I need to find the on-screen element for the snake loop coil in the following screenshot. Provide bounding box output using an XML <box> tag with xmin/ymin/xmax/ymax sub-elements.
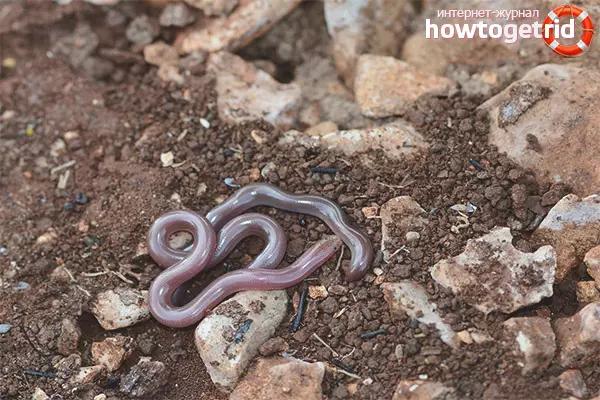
<box><xmin>147</xmin><ymin>183</ymin><xmax>373</xmax><ymax>328</ymax></box>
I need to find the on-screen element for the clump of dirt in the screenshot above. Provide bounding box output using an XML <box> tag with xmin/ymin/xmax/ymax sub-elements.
<box><xmin>0</xmin><ymin>2</ymin><xmax>591</xmax><ymax>400</ymax></box>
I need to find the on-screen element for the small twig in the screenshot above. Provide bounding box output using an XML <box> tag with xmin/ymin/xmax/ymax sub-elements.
<box><xmin>312</xmin><ymin>333</ymin><xmax>340</xmax><ymax>358</ymax></box>
<box><xmin>76</xmin><ymin>285</ymin><xmax>91</xmax><ymax>297</ymax></box>
<box><xmin>333</xmin><ymin>306</ymin><xmax>347</xmax><ymax>319</ymax></box>
<box><xmin>62</xmin><ymin>266</ymin><xmax>76</xmax><ymax>282</ymax></box>
<box><xmin>110</xmin><ymin>269</ymin><xmax>135</xmax><ymax>285</ymax></box>
<box><xmin>50</xmin><ymin>160</ymin><xmax>76</xmax><ymax>176</ymax></box>
<box><xmin>177</xmin><ymin>130</ymin><xmax>188</xmax><ymax>141</ymax></box>
<box><xmin>327</xmin><ymin>365</ymin><xmax>362</xmax><ymax>380</ymax></box>
<box><xmin>21</xmin><ymin>372</ymin><xmax>31</xmax><ymax>390</ymax></box>
<box><xmin>376</xmin><ymin>180</ymin><xmax>413</xmax><ymax>190</ymax></box>
<box><xmin>387</xmin><ymin>248</ymin><xmax>402</xmax><ymax>260</ymax></box>
<box><xmin>57</xmin><ymin>170</ymin><xmax>70</xmax><ymax>190</ymax></box>
<box><xmin>335</xmin><ymin>246</ymin><xmax>345</xmax><ymax>271</ymax></box>
<box><xmin>81</xmin><ymin>271</ymin><xmax>108</xmax><ymax>277</ymax></box>
<box><xmin>341</xmin><ymin>347</ymin><xmax>355</xmax><ymax>360</ymax></box>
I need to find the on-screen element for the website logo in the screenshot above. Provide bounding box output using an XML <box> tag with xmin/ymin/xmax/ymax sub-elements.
<box><xmin>426</xmin><ymin>4</ymin><xmax>594</xmax><ymax>57</ymax></box>
<box><xmin>543</xmin><ymin>5</ymin><xmax>594</xmax><ymax>57</ymax></box>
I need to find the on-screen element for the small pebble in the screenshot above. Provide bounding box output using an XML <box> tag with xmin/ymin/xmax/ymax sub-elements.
<box><xmin>15</xmin><ymin>282</ymin><xmax>30</xmax><ymax>291</ymax></box>
<box><xmin>200</xmin><ymin>118</ymin><xmax>211</xmax><ymax>129</ymax></box>
<box><xmin>63</xmin><ymin>202</ymin><xmax>75</xmax><ymax>211</ymax></box>
<box><xmin>0</xmin><ymin>324</ymin><xmax>12</xmax><ymax>334</ymax></box>
<box><xmin>405</xmin><ymin>231</ymin><xmax>420</xmax><ymax>244</ymax></box>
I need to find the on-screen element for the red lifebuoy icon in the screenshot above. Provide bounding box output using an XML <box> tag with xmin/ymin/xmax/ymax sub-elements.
<box><xmin>543</xmin><ymin>5</ymin><xmax>594</xmax><ymax>57</ymax></box>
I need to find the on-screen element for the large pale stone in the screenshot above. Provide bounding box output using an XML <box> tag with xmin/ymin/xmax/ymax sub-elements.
<box><xmin>184</xmin><ymin>0</ymin><xmax>237</xmax><ymax>16</ymax></box>
<box><xmin>585</xmin><ymin>245</ymin><xmax>600</xmax><ymax>287</ymax></box>
<box><xmin>91</xmin><ymin>288</ymin><xmax>150</xmax><ymax>330</ymax></box>
<box><xmin>559</xmin><ymin>369</ymin><xmax>589</xmax><ymax>399</ymax></box>
<box><xmin>533</xmin><ymin>194</ymin><xmax>600</xmax><ymax>282</ymax></box>
<box><xmin>502</xmin><ymin>317</ymin><xmax>556</xmax><ymax>374</ymax></box>
<box><xmin>382</xmin><ymin>281</ymin><xmax>459</xmax><ymax>348</ymax></box>
<box><xmin>279</xmin><ymin>121</ymin><xmax>427</xmax><ymax>161</ymax></box>
<box><xmin>554</xmin><ymin>301</ymin><xmax>600</xmax><ymax>368</ymax></box>
<box><xmin>431</xmin><ymin>227</ymin><xmax>556</xmax><ymax>314</ymax></box>
<box><xmin>480</xmin><ymin>64</ymin><xmax>600</xmax><ymax>196</ymax></box>
<box><xmin>324</xmin><ymin>0</ymin><xmax>409</xmax><ymax>87</ymax></box>
<box><xmin>229</xmin><ymin>357</ymin><xmax>325</xmax><ymax>400</ymax></box>
<box><xmin>208</xmin><ymin>52</ymin><xmax>301</xmax><ymax>128</ymax></box>
<box><xmin>176</xmin><ymin>0</ymin><xmax>302</xmax><ymax>53</ymax></box>
<box><xmin>194</xmin><ymin>290</ymin><xmax>288</xmax><ymax>389</ymax></box>
<box><xmin>91</xmin><ymin>336</ymin><xmax>134</xmax><ymax>372</ymax></box>
<box><xmin>354</xmin><ymin>54</ymin><xmax>455</xmax><ymax>118</ymax></box>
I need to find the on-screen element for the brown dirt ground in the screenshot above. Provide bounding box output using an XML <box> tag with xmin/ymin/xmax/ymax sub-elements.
<box><xmin>1</xmin><ymin>1</ymin><xmax>598</xmax><ymax>400</ymax></box>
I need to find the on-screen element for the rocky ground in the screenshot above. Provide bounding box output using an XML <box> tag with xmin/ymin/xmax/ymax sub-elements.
<box><xmin>1</xmin><ymin>0</ymin><xmax>600</xmax><ymax>399</ymax></box>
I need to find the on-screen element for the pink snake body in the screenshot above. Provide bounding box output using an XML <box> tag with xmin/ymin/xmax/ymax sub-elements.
<box><xmin>147</xmin><ymin>183</ymin><xmax>373</xmax><ymax>328</ymax></box>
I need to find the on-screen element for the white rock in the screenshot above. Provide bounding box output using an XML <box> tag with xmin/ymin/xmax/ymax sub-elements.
<box><xmin>431</xmin><ymin>227</ymin><xmax>556</xmax><ymax>314</ymax></box>
<box><xmin>208</xmin><ymin>52</ymin><xmax>301</xmax><ymax>128</ymax></box>
<box><xmin>305</xmin><ymin>121</ymin><xmax>338</xmax><ymax>137</ymax></box>
<box><xmin>32</xmin><ymin>388</ymin><xmax>50</xmax><ymax>400</ymax></box>
<box><xmin>503</xmin><ymin>317</ymin><xmax>556</xmax><ymax>374</ymax></box>
<box><xmin>36</xmin><ymin>230</ymin><xmax>58</xmax><ymax>245</ymax></box>
<box><xmin>159</xmin><ymin>3</ymin><xmax>195</xmax><ymax>27</ymax></box>
<box><xmin>176</xmin><ymin>0</ymin><xmax>302</xmax><ymax>53</ymax></box>
<box><xmin>380</xmin><ymin>196</ymin><xmax>428</xmax><ymax>262</ymax></box>
<box><xmin>280</xmin><ymin>121</ymin><xmax>427</xmax><ymax>162</ymax></box>
<box><xmin>194</xmin><ymin>290</ymin><xmax>288</xmax><ymax>389</ymax></box>
<box><xmin>479</xmin><ymin>64</ymin><xmax>600</xmax><ymax>196</ymax></box>
<box><xmin>559</xmin><ymin>369</ymin><xmax>589</xmax><ymax>399</ymax></box>
<box><xmin>382</xmin><ymin>281</ymin><xmax>459</xmax><ymax>348</ymax></box>
<box><xmin>585</xmin><ymin>245</ymin><xmax>600</xmax><ymax>289</ymax></box>
<box><xmin>70</xmin><ymin>365</ymin><xmax>104</xmax><ymax>385</ymax></box>
<box><xmin>469</xmin><ymin>330</ymin><xmax>494</xmax><ymax>345</ymax></box>
<box><xmin>158</xmin><ymin>64</ymin><xmax>184</xmax><ymax>85</ymax></box>
<box><xmin>91</xmin><ymin>288</ymin><xmax>150</xmax><ymax>330</ymax></box>
<box><xmin>392</xmin><ymin>380</ymin><xmax>457</xmax><ymax>400</ymax></box>
<box><xmin>91</xmin><ymin>335</ymin><xmax>134</xmax><ymax>372</ymax></box>
<box><xmin>533</xmin><ymin>194</ymin><xmax>600</xmax><ymax>282</ymax></box>
<box><xmin>143</xmin><ymin>41</ymin><xmax>179</xmax><ymax>67</ymax></box>
<box><xmin>324</xmin><ymin>0</ymin><xmax>409</xmax><ymax>87</ymax></box>
<box><xmin>354</xmin><ymin>54</ymin><xmax>455</xmax><ymax>118</ymax></box>
<box><xmin>229</xmin><ymin>357</ymin><xmax>325</xmax><ymax>400</ymax></box>
<box><xmin>184</xmin><ymin>0</ymin><xmax>237</xmax><ymax>16</ymax></box>
<box><xmin>554</xmin><ymin>301</ymin><xmax>600</xmax><ymax>368</ymax></box>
